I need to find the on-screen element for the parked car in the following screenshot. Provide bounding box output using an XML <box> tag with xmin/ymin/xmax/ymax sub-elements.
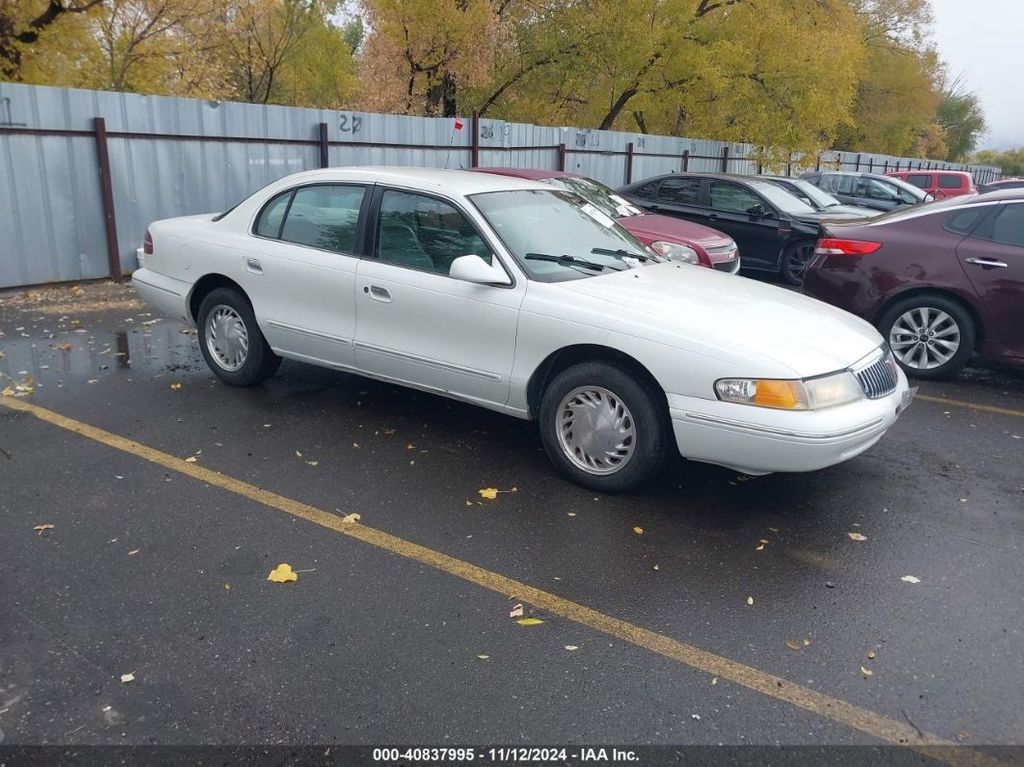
<box><xmin>618</xmin><ymin>172</ymin><xmax>860</xmax><ymax>284</ymax></box>
<box><xmin>471</xmin><ymin>167</ymin><xmax>739</xmax><ymax>272</ymax></box>
<box><xmin>978</xmin><ymin>178</ymin><xmax>1024</xmax><ymax>194</ymax></box>
<box><xmin>132</xmin><ymin>167</ymin><xmax>910</xmax><ymax>491</ymax></box>
<box><xmin>801</xmin><ymin>171</ymin><xmax>932</xmax><ymax>211</ymax></box>
<box><xmin>760</xmin><ymin>175</ymin><xmax>879</xmax><ymax>218</ymax></box>
<box><xmin>885</xmin><ymin>170</ymin><xmax>975</xmax><ymax>199</ymax></box>
<box><xmin>803</xmin><ymin>189</ymin><xmax>1024</xmax><ymax>379</ymax></box>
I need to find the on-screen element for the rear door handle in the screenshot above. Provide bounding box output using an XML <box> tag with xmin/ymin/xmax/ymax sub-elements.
<box><xmin>965</xmin><ymin>257</ymin><xmax>1008</xmax><ymax>269</ymax></box>
<box><xmin>246</xmin><ymin>258</ymin><xmax>263</xmax><ymax>274</ymax></box>
<box><xmin>364</xmin><ymin>285</ymin><xmax>392</xmax><ymax>302</ymax></box>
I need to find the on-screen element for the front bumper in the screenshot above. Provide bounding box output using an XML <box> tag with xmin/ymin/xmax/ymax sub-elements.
<box><xmin>668</xmin><ymin>369</ymin><xmax>911</xmax><ymax>475</ymax></box>
<box><xmin>131</xmin><ymin>267</ymin><xmax>193</xmax><ymax>325</ymax></box>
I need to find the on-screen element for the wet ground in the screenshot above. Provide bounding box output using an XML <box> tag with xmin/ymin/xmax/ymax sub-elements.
<box><xmin>1</xmin><ymin>282</ymin><xmax>1022</xmax><ymax>756</ymax></box>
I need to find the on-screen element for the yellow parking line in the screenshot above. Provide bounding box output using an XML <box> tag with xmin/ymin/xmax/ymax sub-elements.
<box><xmin>917</xmin><ymin>394</ymin><xmax>1024</xmax><ymax>418</ymax></box>
<box><xmin>0</xmin><ymin>397</ymin><xmax>997</xmax><ymax>766</ymax></box>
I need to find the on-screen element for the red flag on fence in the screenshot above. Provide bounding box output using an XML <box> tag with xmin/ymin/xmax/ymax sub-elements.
<box><xmin>454</xmin><ymin>117</ymin><xmax>464</xmax><ymax>131</ymax></box>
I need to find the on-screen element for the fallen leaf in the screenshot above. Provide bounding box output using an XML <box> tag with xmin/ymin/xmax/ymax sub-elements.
<box><xmin>867</xmin><ymin>650</ymin><xmax>876</xmax><ymax>659</ymax></box>
<box><xmin>184</xmin><ymin>456</ymin><xmax>197</xmax><ymax>463</ymax></box>
<box><xmin>57</xmin><ymin>342</ymin><xmax>72</xmax><ymax>353</ymax></box>
<box><xmin>382</xmin><ymin>428</ymin><xmax>396</xmax><ymax>436</ymax></box>
<box><xmin>170</xmin><ymin>382</ymin><xmax>182</xmax><ymax>391</ymax></box>
<box><xmin>120</xmin><ymin>672</ymin><xmax>135</xmax><ymax>683</ymax></box>
<box><xmin>224</xmin><ymin>583</ymin><xmax>231</xmax><ymax>591</ymax></box>
<box><xmin>516</xmin><ymin>617</ymin><xmax>544</xmax><ymax>626</ymax></box>
<box><xmin>633</xmin><ymin>526</ymin><xmax>644</xmax><ymax>535</ymax></box>
<box><xmin>746</xmin><ymin>596</ymin><xmax>754</xmax><ymax>606</ymax></box>
<box><xmin>267</xmin><ymin>563</ymin><xmax>298</xmax><ymax>583</ymax></box>
<box><xmin>476</xmin><ymin>654</ymin><xmax>489</xmax><ymax>660</ymax></box>
<box><xmin>900</xmin><ymin>575</ymin><xmax>921</xmax><ymax>584</ymax></box>
<box><xmin>755</xmin><ymin>544</ymin><xmax>765</xmax><ymax>551</ymax></box>
<box><xmin>803</xmin><ymin>639</ymin><xmax>811</xmax><ymax>646</ymax></box>
<box><xmin>33</xmin><ymin>524</ymin><xmax>54</xmax><ymax>534</ymax></box>
<box><xmin>786</xmin><ymin>640</ymin><xmax>802</xmax><ymax>651</ymax></box>
<box><xmin>860</xmin><ymin>666</ymin><xmax>873</xmax><ymax>677</ymax></box>
<box><xmin>479</xmin><ymin>487</ymin><xmax>499</xmax><ymax>500</ymax></box>
<box><xmin>352</xmin><ymin>443</ymin><xmax>359</xmax><ymax>449</ymax></box>
<box><xmin>509</xmin><ymin>604</ymin><xmax>524</xmax><ymax>618</ymax></box>
<box><xmin>406</xmin><ymin>443</ymin><xmax>416</xmax><ymax>450</ymax></box>
<box><xmin>564</xmin><ymin>645</ymin><xmax>578</xmax><ymax>651</ymax></box>
<box><xmin>295</xmin><ymin>450</ymin><xmax>303</xmax><ymax>458</ymax></box>
<box><xmin>652</xmin><ymin>564</ymin><xmax>660</xmax><ymax>571</ymax></box>
<box><xmin>306</xmin><ymin>461</ymin><xmax>319</xmax><ymax>466</ymax></box>
<box><xmin>768</xmin><ymin>527</ymin><xmax>780</xmax><ymax>533</ymax></box>
<box><xmin>567</xmin><ymin>512</ymin><xmax>577</xmax><ymax>517</ymax></box>
<box><xmin>341</xmin><ymin>513</ymin><xmax>361</xmax><ymax>523</ymax></box>
<box><xmin>87</xmin><ymin>379</ymin><xmax>98</xmax><ymax>384</ymax></box>
<box><xmin>847</xmin><ymin>532</ymin><xmax>868</xmax><ymax>542</ymax></box>
<box><xmin>691</xmin><ymin>714</ymin><xmax>701</xmax><ymax>721</ymax></box>
<box><xmin>711</xmin><ymin>677</ymin><xmax>718</xmax><ymax>685</ymax></box>
<box><xmin>127</xmin><ymin>549</ymin><xmax>140</xmax><ymax>556</ymax></box>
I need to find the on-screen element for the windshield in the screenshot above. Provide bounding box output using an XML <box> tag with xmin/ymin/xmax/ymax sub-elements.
<box><xmin>543</xmin><ymin>176</ymin><xmax>644</xmax><ymax>218</ymax></box>
<box><xmin>786</xmin><ymin>179</ymin><xmax>842</xmax><ymax>209</ymax></box>
<box><xmin>746</xmin><ymin>180</ymin><xmax>817</xmax><ymax>215</ymax></box>
<box><xmin>471</xmin><ymin>189</ymin><xmax>659</xmax><ymax>282</ymax></box>
<box><xmin>880</xmin><ymin>175</ymin><xmax>929</xmax><ymax>203</ymax></box>
<box><xmin>852</xmin><ymin>192</ymin><xmax>975</xmax><ymax>224</ymax></box>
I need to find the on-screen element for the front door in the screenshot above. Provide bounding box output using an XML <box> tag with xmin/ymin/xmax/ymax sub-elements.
<box><xmin>956</xmin><ymin>201</ymin><xmax>1024</xmax><ymax>355</ymax></box>
<box><xmin>353</xmin><ymin>188</ymin><xmax>523</xmax><ymax>408</ymax></box>
<box><xmin>705</xmin><ymin>179</ymin><xmax>783</xmax><ymax>270</ymax></box>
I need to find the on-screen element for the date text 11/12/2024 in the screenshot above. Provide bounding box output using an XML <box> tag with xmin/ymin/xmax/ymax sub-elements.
<box><xmin>372</xmin><ymin>747</ymin><xmax>640</xmax><ymax>762</ymax></box>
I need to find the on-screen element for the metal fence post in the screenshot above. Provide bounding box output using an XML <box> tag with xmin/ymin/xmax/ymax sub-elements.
<box><xmin>815</xmin><ymin>155</ymin><xmax>821</xmax><ymax>171</ymax></box>
<box><xmin>93</xmin><ymin>117</ymin><xmax>122</xmax><ymax>283</ymax></box>
<box><xmin>855</xmin><ymin>154</ymin><xmax>861</xmax><ymax>171</ymax></box>
<box><xmin>721</xmin><ymin>145</ymin><xmax>730</xmax><ymax>172</ymax></box>
<box><xmin>318</xmin><ymin>122</ymin><xmax>329</xmax><ymax>168</ymax></box>
<box><xmin>682</xmin><ymin>149</ymin><xmax>690</xmax><ymax>172</ymax></box>
<box><xmin>625</xmin><ymin>141</ymin><xmax>634</xmax><ymax>184</ymax></box>
<box><xmin>471</xmin><ymin>111</ymin><xmax>480</xmax><ymax>168</ymax></box>
<box><xmin>557</xmin><ymin>143</ymin><xmax>566</xmax><ymax>171</ymax></box>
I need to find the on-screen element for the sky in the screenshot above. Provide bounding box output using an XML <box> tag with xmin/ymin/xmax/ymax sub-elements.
<box><xmin>929</xmin><ymin>0</ymin><xmax>1023</xmax><ymax>150</ymax></box>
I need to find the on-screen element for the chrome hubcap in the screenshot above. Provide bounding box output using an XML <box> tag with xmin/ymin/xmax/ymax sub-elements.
<box><xmin>555</xmin><ymin>386</ymin><xmax>636</xmax><ymax>475</ymax></box>
<box><xmin>889</xmin><ymin>307</ymin><xmax>960</xmax><ymax>370</ymax></box>
<box><xmin>206</xmin><ymin>305</ymin><xmax>249</xmax><ymax>371</ymax></box>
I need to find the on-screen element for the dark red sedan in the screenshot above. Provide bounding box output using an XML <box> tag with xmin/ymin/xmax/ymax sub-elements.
<box><xmin>802</xmin><ymin>190</ymin><xmax>1024</xmax><ymax>379</ymax></box>
<box><xmin>472</xmin><ymin>168</ymin><xmax>740</xmax><ymax>273</ymax></box>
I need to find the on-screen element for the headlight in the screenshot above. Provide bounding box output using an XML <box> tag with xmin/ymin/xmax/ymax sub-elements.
<box><xmin>650</xmin><ymin>241</ymin><xmax>700</xmax><ymax>264</ymax></box>
<box><xmin>714</xmin><ymin>371</ymin><xmax>863</xmax><ymax>411</ymax></box>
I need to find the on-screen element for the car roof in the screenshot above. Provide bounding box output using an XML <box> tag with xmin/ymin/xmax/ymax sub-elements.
<box><xmin>472</xmin><ymin>167</ymin><xmax>578</xmax><ymax>181</ymax></box>
<box><xmin>275</xmin><ymin>166</ymin><xmax>552</xmax><ymax>195</ymax></box>
<box><xmin>973</xmin><ymin>188</ymin><xmax>1024</xmax><ymax>202</ymax></box>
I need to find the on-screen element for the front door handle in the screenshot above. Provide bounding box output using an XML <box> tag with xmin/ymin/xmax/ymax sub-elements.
<box><xmin>364</xmin><ymin>285</ymin><xmax>392</xmax><ymax>302</ymax></box>
<box><xmin>246</xmin><ymin>258</ymin><xmax>263</xmax><ymax>274</ymax></box>
<box><xmin>965</xmin><ymin>257</ymin><xmax>1008</xmax><ymax>269</ymax></box>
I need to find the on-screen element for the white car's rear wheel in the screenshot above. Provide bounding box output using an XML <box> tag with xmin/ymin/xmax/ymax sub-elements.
<box><xmin>539</xmin><ymin>362</ymin><xmax>670</xmax><ymax>492</ymax></box>
<box><xmin>197</xmin><ymin>287</ymin><xmax>281</xmax><ymax>386</ymax></box>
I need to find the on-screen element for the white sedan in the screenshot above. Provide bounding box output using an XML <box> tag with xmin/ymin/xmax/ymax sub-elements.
<box><xmin>132</xmin><ymin>167</ymin><xmax>912</xmax><ymax>492</ymax></box>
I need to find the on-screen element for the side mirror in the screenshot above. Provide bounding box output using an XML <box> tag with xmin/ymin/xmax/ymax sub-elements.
<box><xmin>449</xmin><ymin>254</ymin><xmax>511</xmax><ymax>286</ymax></box>
<box><xmin>747</xmin><ymin>204</ymin><xmax>769</xmax><ymax>218</ymax></box>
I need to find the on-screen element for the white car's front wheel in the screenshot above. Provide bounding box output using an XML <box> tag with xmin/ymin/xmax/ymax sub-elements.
<box><xmin>539</xmin><ymin>362</ymin><xmax>670</xmax><ymax>492</ymax></box>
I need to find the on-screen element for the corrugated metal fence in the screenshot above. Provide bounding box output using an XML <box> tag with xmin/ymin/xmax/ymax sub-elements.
<box><xmin>0</xmin><ymin>81</ymin><xmax>1002</xmax><ymax>290</ymax></box>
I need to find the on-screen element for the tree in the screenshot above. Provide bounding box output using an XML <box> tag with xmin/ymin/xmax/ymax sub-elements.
<box><xmin>972</xmin><ymin>148</ymin><xmax>1024</xmax><ymax>177</ymax></box>
<box><xmin>937</xmin><ymin>74</ymin><xmax>986</xmax><ymax>162</ymax></box>
<box><xmin>0</xmin><ymin>0</ymin><xmax>103</xmax><ymax>79</ymax></box>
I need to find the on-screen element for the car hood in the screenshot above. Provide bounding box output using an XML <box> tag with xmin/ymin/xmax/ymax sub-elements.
<box><xmin>817</xmin><ymin>204</ymin><xmax>880</xmax><ymax>219</ymax></box>
<box><xmin>555</xmin><ymin>263</ymin><xmax>882</xmax><ymax>378</ymax></box>
<box><xmin>618</xmin><ymin>213</ymin><xmax>732</xmax><ymax>248</ymax></box>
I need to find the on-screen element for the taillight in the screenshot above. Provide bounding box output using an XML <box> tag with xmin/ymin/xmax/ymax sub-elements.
<box><xmin>143</xmin><ymin>229</ymin><xmax>153</xmax><ymax>255</ymax></box>
<box><xmin>814</xmin><ymin>238</ymin><xmax>882</xmax><ymax>256</ymax></box>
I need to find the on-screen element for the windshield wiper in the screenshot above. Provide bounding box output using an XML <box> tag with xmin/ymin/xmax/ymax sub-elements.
<box><xmin>524</xmin><ymin>253</ymin><xmax>625</xmax><ymax>272</ymax></box>
<box><xmin>591</xmin><ymin>247</ymin><xmax>650</xmax><ymax>261</ymax></box>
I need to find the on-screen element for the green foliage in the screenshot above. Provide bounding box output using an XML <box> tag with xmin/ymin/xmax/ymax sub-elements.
<box><xmin>937</xmin><ymin>77</ymin><xmax>986</xmax><ymax>162</ymax></box>
<box><xmin>972</xmin><ymin>148</ymin><xmax>1024</xmax><ymax>177</ymax></box>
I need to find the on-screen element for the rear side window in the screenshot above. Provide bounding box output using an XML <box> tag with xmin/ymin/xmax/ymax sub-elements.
<box><xmin>944</xmin><ymin>207</ymin><xmax>989</xmax><ymax>235</ymax></box>
<box><xmin>986</xmin><ymin>204</ymin><xmax>1024</xmax><ymax>247</ymax></box>
<box><xmin>906</xmin><ymin>174</ymin><xmax>931</xmax><ymax>189</ymax></box>
<box><xmin>279</xmin><ymin>185</ymin><xmax>366</xmax><ymax>254</ymax></box>
<box><xmin>254</xmin><ymin>191</ymin><xmax>292</xmax><ymax>238</ymax></box>
<box><xmin>939</xmin><ymin>174</ymin><xmax>964</xmax><ymax>189</ymax></box>
<box><xmin>658</xmin><ymin>177</ymin><xmax>701</xmax><ymax>205</ymax></box>
<box><xmin>633</xmin><ymin>182</ymin><xmax>660</xmax><ymax>200</ymax></box>
<box><xmin>709</xmin><ymin>181</ymin><xmax>762</xmax><ymax>213</ymax></box>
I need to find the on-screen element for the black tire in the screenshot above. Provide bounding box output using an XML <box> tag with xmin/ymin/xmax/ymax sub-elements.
<box><xmin>876</xmin><ymin>293</ymin><xmax>976</xmax><ymax>380</ymax></box>
<box><xmin>538</xmin><ymin>362</ymin><xmax>671</xmax><ymax>493</ymax></box>
<box><xmin>197</xmin><ymin>287</ymin><xmax>281</xmax><ymax>386</ymax></box>
<box><xmin>780</xmin><ymin>240</ymin><xmax>816</xmax><ymax>285</ymax></box>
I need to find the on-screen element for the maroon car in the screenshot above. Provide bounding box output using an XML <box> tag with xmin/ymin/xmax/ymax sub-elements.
<box><xmin>802</xmin><ymin>190</ymin><xmax>1024</xmax><ymax>379</ymax></box>
<box><xmin>472</xmin><ymin>167</ymin><xmax>740</xmax><ymax>273</ymax></box>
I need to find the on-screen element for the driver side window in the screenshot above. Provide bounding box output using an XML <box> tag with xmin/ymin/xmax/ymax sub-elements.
<box><xmin>376</xmin><ymin>190</ymin><xmax>493</xmax><ymax>275</ymax></box>
<box><xmin>709</xmin><ymin>181</ymin><xmax>763</xmax><ymax>214</ymax></box>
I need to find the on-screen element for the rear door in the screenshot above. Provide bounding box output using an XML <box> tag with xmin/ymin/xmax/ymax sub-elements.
<box><xmin>955</xmin><ymin>201</ymin><xmax>1024</xmax><ymax>354</ymax></box>
<box><xmin>647</xmin><ymin>176</ymin><xmax>705</xmax><ymax>221</ymax></box>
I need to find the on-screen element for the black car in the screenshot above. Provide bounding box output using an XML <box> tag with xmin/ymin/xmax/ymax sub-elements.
<box><xmin>618</xmin><ymin>172</ymin><xmax>832</xmax><ymax>284</ymax></box>
<box><xmin>800</xmin><ymin>171</ymin><xmax>930</xmax><ymax>212</ymax></box>
<box><xmin>759</xmin><ymin>175</ymin><xmax>879</xmax><ymax>218</ymax></box>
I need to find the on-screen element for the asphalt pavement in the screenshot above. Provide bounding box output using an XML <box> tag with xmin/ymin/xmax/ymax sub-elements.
<box><xmin>1</xmin><ymin>282</ymin><xmax>1022</xmax><ymax>760</ymax></box>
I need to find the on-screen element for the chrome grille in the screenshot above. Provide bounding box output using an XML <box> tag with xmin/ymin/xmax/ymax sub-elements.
<box><xmin>706</xmin><ymin>242</ymin><xmax>738</xmax><ymax>256</ymax></box>
<box><xmin>853</xmin><ymin>349</ymin><xmax>898</xmax><ymax>400</ymax></box>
